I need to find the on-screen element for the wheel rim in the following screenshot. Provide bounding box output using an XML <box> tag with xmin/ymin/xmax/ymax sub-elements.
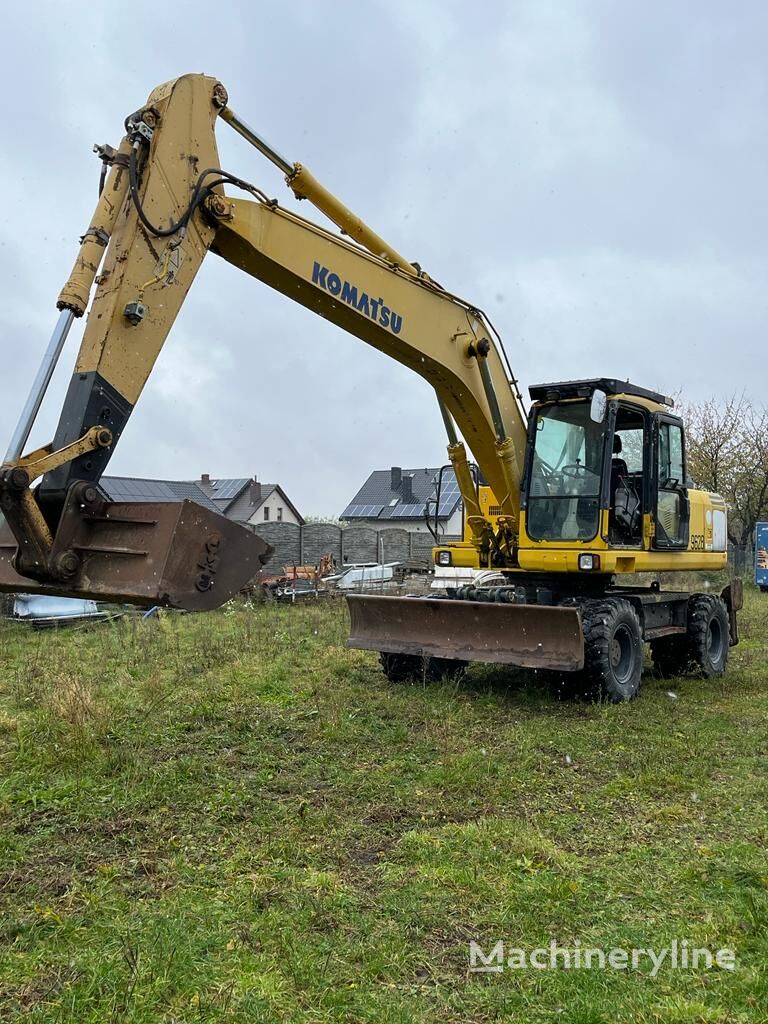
<box><xmin>707</xmin><ymin>616</ymin><xmax>724</xmax><ymax>664</ymax></box>
<box><xmin>609</xmin><ymin>624</ymin><xmax>634</xmax><ymax>684</ymax></box>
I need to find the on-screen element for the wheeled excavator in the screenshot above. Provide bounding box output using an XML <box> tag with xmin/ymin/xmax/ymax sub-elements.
<box><xmin>0</xmin><ymin>74</ymin><xmax>741</xmax><ymax>700</ymax></box>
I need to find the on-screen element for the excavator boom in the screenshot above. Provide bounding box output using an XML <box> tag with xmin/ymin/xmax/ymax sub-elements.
<box><xmin>0</xmin><ymin>73</ymin><xmax>525</xmax><ymax>611</ymax></box>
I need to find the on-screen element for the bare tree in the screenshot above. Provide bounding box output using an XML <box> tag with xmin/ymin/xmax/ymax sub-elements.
<box><xmin>681</xmin><ymin>393</ymin><xmax>768</xmax><ymax>547</ymax></box>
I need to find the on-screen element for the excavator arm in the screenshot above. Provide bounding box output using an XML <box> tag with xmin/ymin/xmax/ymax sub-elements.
<box><xmin>0</xmin><ymin>73</ymin><xmax>529</xmax><ymax>610</ymax></box>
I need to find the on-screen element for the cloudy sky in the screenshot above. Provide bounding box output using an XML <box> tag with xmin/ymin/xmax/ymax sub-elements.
<box><xmin>0</xmin><ymin>1</ymin><xmax>765</xmax><ymax>516</ymax></box>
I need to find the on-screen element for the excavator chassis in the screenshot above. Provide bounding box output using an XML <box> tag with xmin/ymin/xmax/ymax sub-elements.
<box><xmin>0</xmin><ymin>492</ymin><xmax>273</xmax><ymax>611</ymax></box>
<box><xmin>347</xmin><ymin>594</ymin><xmax>585</xmax><ymax>672</ymax></box>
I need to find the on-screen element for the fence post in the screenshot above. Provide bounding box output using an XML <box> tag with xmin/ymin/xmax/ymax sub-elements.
<box><xmin>299</xmin><ymin>524</ymin><xmax>305</xmax><ymax>565</ymax></box>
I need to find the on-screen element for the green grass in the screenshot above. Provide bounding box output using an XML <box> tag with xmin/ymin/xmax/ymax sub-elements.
<box><xmin>0</xmin><ymin>589</ymin><xmax>766</xmax><ymax>1023</ymax></box>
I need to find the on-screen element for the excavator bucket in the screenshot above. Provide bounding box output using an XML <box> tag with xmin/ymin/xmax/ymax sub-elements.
<box><xmin>346</xmin><ymin>594</ymin><xmax>585</xmax><ymax>672</ymax></box>
<box><xmin>0</xmin><ymin>499</ymin><xmax>273</xmax><ymax>611</ymax></box>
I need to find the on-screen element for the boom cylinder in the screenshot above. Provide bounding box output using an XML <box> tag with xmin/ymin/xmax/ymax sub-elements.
<box><xmin>57</xmin><ymin>138</ymin><xmax>133</xmax><ymax>316</ymax></box>
<box><xmin>219</xmin><ymin>107</ymin><xmax>419</xmax><ymax>275</ymax></box>
<box><xmin>475</xmin><ymin>343</ymin><xmax>507</xmax><ymax>442</ymax></box>
<box><xmin>437</xmin><ymin>396</ymin><xmax>459</xmax><ymax>446</ymax></box>
<box><xmin>286</xmin><ymin>164</ymin><xmax>418</xmax><ymax>274</ymax></box>
<box><xmin>473</xmin><ymin>339</ymin><xmax>519</xmax><ymax>527</ymax></box>
<box><xmin>3</xmin><ymin>309</ymin><xmax>75</xmax><ymax>463</ymax></box>
<box><xmin>218</xmin><ymin>107</ymin><xmax>293</xmax><ymax>175</ymax></box>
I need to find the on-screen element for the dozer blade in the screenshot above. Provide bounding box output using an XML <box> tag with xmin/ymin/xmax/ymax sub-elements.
<box><xmin>0</xmin><ymin>499</ymin><xmax>273</xmax><ymax>611</ymax></box>
<box><xmin>346</xmin><ymin>594</ymin><xmax>584</xmax><ymax>672</ymax></box>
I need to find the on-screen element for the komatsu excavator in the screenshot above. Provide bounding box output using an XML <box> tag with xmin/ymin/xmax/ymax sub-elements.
<box><xmin>0</xmin><ymin>74</ymin><xmax>741</xmax><ymax>700</ymax></box>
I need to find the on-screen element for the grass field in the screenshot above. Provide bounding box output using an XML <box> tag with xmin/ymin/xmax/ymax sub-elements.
<box><xmin>0</xmin><ymin>588</ymin><xmax>766</xmax><ymax>1023</ymax></box>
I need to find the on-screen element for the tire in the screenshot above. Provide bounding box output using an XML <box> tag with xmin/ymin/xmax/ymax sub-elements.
<box><xmin>650</xmin><ymin>635</ymin><xmax>690</xmax><ymax>678</ymax></box>
<box><xmin>425</xmin><ymin>658</ymin><xmax>467</xmax><ymax>683</ymax></box>
<box><xmin>378</xmin><ymin>652</ymin><xmax>467</xmax><ymax>683</ymax></box>
<box><xmin>581</xmin><ymin>598</ymin><xmax>643</xmax><ymax>702</ymax></box>
<box><xmin>687</xmin><ymin>595</ymin><xmax>729</xmax><ymax>678</ymax></box>
<box><xmin>379</xmin><ymin>652</ymin><xmax>422</xmax><ymax>682</ymax></box>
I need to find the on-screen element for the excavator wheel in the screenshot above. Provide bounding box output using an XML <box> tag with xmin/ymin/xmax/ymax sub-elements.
<box><xmin>581</xmin><ymin>598</ymin><xmax>643</xmax><ymax>702</ymax></box>
<box><xmin>687</xmin><ymin>595</ymin><xmax>729</xmax><ymax>678</ymax></box>
<box><xmin>651</xmin><ymin>594</ymin><xmax>729</xmax><ymax>679</ymax></box>
<box><xmin>427</xmin><ymin>657</ymin><xmax>468</xmax><ymax>683</ymax></box>
<box><xmin>378</xmin><ymin>653</ymin><xmax>467</xmax><ymax>684</ymax></box>
<box><xmin>650</xmin><ymin>635</ymin><xmax>690</xmax><ymax>678</ymax></box>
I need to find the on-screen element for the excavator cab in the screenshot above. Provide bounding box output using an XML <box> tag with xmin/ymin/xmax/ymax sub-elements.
<box><xmin>432</xmin><ymin>378</ymin><xmax>714</xmax><ymax>577</ymax></box>
<box><xmin>515</xmin><ymin>378</ymin><xmax>711</xmax><ymax>574</ymax></box>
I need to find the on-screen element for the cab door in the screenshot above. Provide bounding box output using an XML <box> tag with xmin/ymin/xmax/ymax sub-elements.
<box><xmin>653</xmin><ymin>417</ymin><xmax>689</xmax><ymax>549</ymax></box>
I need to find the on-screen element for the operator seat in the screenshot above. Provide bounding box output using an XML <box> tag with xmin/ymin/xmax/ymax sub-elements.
<box><xmin>610</xmin><ymin>434</ymin><xmax>628</xmax><ymax>494</ymax></box>
<box><xmin>610</xmin><ymin>434</ymin><xmax>640</xmax><ymax>543</ymax></box>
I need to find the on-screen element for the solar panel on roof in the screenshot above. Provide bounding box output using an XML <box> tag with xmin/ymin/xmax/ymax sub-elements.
<box><xmin>213</xmin><ymin>478</ymin><xmax>249</xmax><ymax>500</ymax></box>
<box><xmin>99</xmin><ymin>477</ymin><xmax>223</xmax><ymax>514</ymax></box>
<box><xmin>101</xmin><ymin>478</ymin><xmax>177</xmax><ymax>502</ymax></box>
<box><xmin>391</xmin><ymin>503</ymin><xmax>426</xmax><ymax>518</ymax></box>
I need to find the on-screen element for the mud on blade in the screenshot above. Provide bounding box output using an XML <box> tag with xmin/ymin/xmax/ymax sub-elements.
<box><xmin>0</xmin><ymin>499</ymin><xmax>273</xmax><ymax>611</ymax></box>
<box><xmin>346</xmin><ymin>594</ymin><xmax>584</xmax><ymax>672</ymax></box>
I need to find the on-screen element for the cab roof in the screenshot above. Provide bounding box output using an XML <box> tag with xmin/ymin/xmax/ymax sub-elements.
<box><xmin>528</xmin><ymin>378</ymin><xmax>674</xmax><ymax>408</ymax></box>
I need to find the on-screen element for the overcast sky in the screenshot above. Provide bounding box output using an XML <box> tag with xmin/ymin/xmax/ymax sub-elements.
<box><xmin>0</xmin><ymin>1</ymin><xmax>765</xmax><ymax>516</ymax></box>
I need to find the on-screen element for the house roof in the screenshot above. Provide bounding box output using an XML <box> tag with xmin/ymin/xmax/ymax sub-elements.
<box><xmin>196</xmin><ymin>477</ymin><xmax>304</xmax><ymax>525</ymax></box>
<box><xmin>99</xmin><ymin>476</ymin><xmax>221</xmax><ymax>515</ymax></box>
<box><xmin>341</xmin><ymin>467</ymin><xmax>462</xmax><ymax>521</ymax></box>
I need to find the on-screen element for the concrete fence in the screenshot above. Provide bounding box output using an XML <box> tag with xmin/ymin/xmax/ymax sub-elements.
<box><xmin>248</xmin><ymin>522</ymin><xmax>454</xmax><ymax>569</ymax></box>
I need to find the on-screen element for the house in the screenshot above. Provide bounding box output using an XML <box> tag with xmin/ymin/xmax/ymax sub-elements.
<box><xmin>99</xmin><ymin>474</ymin><xmax>304</xmax><ymax>527</ymax></box>
<box><xmin>340</xmin><ymin>465</ymin><xmax>463</xmax><ymax>535</ymax></box>
<box><xmin>196</xmin><ymin>475</ymin><xmax>304</xmax><ymax>526</ymax></box>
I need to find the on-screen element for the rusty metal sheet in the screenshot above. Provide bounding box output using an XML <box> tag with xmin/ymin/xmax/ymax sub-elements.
<box><xmin>0</xmin><ymin>500</ymin><xmax>273</xmax><ymax>611</ymax></box>
<box><xmin>346</xmin><ymin>594</ymin><xmax>584</xmax><ymax>672</ymax></box>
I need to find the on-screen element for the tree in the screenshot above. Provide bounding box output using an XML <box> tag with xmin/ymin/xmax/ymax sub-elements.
<box><xmin>681</xmin><ymin>393</ymin><xmax>768</xmax><ymax>548</ymax></box>
<box><xmin>304</xmin><ymin>514</ymin><xmax>346</xmax><ymax>526</ymax></box>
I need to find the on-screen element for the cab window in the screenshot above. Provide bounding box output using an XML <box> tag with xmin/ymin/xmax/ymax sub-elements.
<box><xmin>608</xmin><ymin>406</ymin><xmax>645</xmax><ymax>546</ymax></box>
<box><xmin>658</xmin><ymin>422</ymin><xmax>684</xmax><ymax>486</ymax></box>
<box><xmin>654</xmin><ymin>419</ymin><xmax>688</xmax><ymax>548</ymax></box>
<box><xmin>527</xmin><ymin>402</ymin><xmax>604</xmax><ymax>541</ymax></box>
